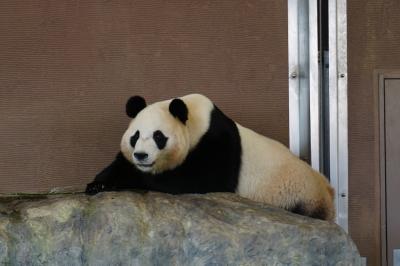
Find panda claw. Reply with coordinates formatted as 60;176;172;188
85;182;107;195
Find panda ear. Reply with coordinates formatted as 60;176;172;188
169;98;188;124
126;96;146;118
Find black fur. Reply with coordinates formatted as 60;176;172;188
309;206;327;220
289;203;307;216
153;130;168;150
289;202;327;220
126;96;146;118
169;99;188;124
130;131;140;147
85;105;242;195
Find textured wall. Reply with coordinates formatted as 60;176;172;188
0;0;288;193
347;0;400;265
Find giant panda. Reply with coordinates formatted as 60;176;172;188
86;94;335;221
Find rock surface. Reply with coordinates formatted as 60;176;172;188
0;191;361;265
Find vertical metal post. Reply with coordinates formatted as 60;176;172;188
337;0;349;232
288;0;310;162
329;0;348;231
288;0;300;157
309;0;321;171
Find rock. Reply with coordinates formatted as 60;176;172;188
0;192;361;265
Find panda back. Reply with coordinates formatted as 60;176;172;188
235;124;335;220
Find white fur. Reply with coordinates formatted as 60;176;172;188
236;124;335;220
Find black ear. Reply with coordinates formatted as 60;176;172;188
169;98;188;124
126;96;146;118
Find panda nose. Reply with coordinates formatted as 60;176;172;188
134;152;148;161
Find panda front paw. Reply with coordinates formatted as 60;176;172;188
85;182;108;195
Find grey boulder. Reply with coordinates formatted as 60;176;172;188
0;191;362;265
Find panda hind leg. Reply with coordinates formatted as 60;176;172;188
288;202;329;221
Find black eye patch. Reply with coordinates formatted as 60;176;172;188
153;130;168;150
130;131;140;147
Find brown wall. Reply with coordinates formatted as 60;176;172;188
348;0;400;265
0;1;288;193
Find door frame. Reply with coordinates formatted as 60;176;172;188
376;69;400;266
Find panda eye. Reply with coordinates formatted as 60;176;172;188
130;131;140;147
153;130;168;150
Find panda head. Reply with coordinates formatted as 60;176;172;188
120;96;191;174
